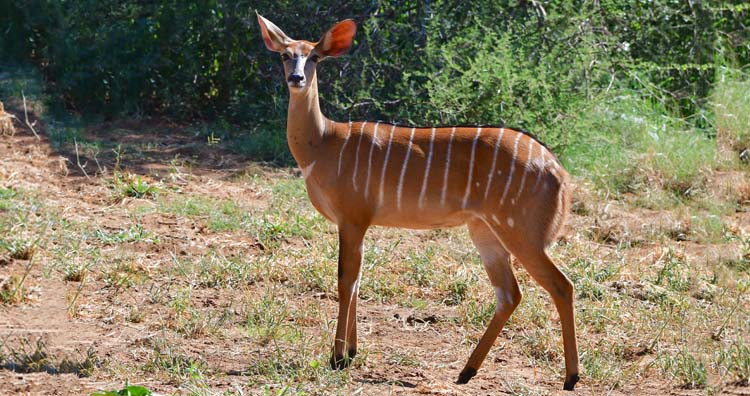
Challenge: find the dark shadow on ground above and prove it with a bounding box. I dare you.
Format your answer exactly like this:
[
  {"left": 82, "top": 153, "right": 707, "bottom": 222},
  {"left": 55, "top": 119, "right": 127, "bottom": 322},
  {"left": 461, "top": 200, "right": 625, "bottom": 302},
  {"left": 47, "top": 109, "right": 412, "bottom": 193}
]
[{"left": 1, "top": 68, "right": 292, "bottom": 182}]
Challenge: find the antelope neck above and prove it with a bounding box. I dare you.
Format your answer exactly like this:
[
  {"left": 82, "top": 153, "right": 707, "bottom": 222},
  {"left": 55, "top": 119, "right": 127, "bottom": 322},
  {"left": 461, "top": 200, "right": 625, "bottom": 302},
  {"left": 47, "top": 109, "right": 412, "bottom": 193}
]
[{"left": 286, "top": 76, "right": 328, "bottom": 169}]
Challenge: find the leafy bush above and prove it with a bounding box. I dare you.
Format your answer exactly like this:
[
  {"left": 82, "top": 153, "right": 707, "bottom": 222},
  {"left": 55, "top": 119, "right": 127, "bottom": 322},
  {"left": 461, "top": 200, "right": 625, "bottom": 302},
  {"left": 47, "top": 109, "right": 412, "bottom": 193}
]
[{"left": 712, "top": 68, "right": 750, "bottom": 160}]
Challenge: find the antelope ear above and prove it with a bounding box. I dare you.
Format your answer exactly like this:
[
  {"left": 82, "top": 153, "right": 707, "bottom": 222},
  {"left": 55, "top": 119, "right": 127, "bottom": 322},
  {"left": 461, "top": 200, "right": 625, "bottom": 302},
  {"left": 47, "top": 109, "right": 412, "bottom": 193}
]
[
  {"left": 257, "top": 12, "right": 292, "bottom": 52},
  {"left": 316, "top": 19, "right": 356, "bottom": 58}
]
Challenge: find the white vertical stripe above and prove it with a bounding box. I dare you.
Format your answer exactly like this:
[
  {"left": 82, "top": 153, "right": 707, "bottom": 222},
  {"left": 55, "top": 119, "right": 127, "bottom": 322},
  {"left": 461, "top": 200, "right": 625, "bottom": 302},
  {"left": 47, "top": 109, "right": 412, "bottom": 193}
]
[
  {"left": 397, "top": 127, "right": 416, "bottom": 210},
  {"left": 418, "top": 127, "right": 436, "bottom": 208},
  {"left": 351, "top": 122, "right": 367, "bottom": 192},
  {"left": 301, "top": 160, "right": 316, "bottom": 179},
  {"left": 484, "top": 127, "right": 504, "bottom": 199},
  {"left": 531, "top": 147, "right": 547, "bottom": 193},
  {"left": 500, "top": 133, "right": 523, "bottom": 205},
  {"left": 513, "top": 138, "right": 535, "bottom": 202},
  {"left": 378, "top": 124, "right": 398, "bottom": 206},
  {"left": 549, "top": 161, "right": 559, "bottom": 177},
  {"left": 491, "top": 214, "right": 501, "bottom": 225},
  {"left": 462, "top": 127, "right": 482, "bottom": 209},
  {"left": 364, "top": 122, "right": 381, "bottom": 198},
  {"left": 337, "top": 121, "right": 353, "bottom": 176},
  {"left": 440, "top": 127, "right": 456, "bottom": 206}
]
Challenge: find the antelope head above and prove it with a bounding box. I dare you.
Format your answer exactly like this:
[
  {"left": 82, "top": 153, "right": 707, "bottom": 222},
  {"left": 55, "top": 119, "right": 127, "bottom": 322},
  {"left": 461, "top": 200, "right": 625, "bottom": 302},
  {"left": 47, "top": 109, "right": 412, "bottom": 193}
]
[{"left": 256, "top": 13, "right": 356, "bottom": 93}]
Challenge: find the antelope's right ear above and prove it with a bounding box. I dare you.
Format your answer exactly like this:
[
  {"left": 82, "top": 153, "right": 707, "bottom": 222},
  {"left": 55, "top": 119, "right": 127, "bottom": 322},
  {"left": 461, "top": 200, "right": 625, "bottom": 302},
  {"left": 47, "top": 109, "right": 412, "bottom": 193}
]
[
  {"left": 256, "top": 12, "right": 291, "bottom": 53},
  {"left": 316, "top": 19, "right": 356, "bottom": 58}
]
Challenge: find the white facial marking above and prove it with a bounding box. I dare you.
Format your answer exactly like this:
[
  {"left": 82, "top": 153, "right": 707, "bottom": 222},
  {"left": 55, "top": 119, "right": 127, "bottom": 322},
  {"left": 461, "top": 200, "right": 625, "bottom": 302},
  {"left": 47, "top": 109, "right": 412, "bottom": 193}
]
[
  {"left": 301, "top": 160, "right": 316, "bottom": 179},
  {"left": 462, "top": 127, "right": 482, "bottom": 209},
  {"left": 290, "top": 57, "right": 306, "bottom": 86},
  {"left": 337, "top": 121, "right": 353, "bottom": 176},
  {"left": 507, "top": 217, "right": 514, "bottom": 227},
  {"left": 484, "top": 128, "right": 504, "bottom": 199},
  {"left": 418, "top": 127, "right": 436, "bottom": 209},
  {"left": 351, "top": 122, "right": 367, "bottom": 192},
  {"left": 513, "top": 138, "right": 535, "bottom": 202},
  {"left": 531, "top": 148, "right": 547, "bottom": 193},
  {"left": 397, "top": 127, "right": 416, "bottom": 210},
  {"left": 441, "top": 127, "right": 457, "bottom": 206},
  {"left": 364, "top": 122, "right": 381, "bottom": 198},
  {"left": 500, "top": 133, "right": 523, "bottom": 206},
  {"left": 378, "top": 124, "right": 397, "bottom": 207}
]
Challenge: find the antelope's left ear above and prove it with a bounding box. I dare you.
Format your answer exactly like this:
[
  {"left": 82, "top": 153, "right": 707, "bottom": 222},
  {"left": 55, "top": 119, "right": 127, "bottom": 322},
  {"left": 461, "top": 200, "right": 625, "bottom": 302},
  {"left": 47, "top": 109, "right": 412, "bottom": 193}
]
[{"left": 316, "top": 19, "right": 356, "bottom": 58}]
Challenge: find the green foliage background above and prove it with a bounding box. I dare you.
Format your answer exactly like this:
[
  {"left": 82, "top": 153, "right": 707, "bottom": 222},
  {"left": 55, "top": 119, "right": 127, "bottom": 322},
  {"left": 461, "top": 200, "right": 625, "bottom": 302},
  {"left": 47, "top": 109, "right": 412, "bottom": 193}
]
[{"left": 1, "top": 1, "right": 749, "bottom": 170}]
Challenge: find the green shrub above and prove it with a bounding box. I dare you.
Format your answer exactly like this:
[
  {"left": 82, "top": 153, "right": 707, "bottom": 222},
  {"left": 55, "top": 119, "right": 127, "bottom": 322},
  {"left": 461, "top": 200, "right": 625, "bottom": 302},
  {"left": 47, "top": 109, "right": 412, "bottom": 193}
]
[
  {"left": 712, "top": 68, "right": 750, "bottom": 161},
  {"left": 562, "top": 92, "right": 715, "bottom": 197}
]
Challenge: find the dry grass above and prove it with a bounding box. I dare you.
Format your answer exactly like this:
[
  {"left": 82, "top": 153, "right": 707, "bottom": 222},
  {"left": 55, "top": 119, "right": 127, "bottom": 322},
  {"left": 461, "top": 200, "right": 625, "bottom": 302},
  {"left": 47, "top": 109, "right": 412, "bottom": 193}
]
[{"left": 0, "top": 102, "right": 15, "bottom": 136}]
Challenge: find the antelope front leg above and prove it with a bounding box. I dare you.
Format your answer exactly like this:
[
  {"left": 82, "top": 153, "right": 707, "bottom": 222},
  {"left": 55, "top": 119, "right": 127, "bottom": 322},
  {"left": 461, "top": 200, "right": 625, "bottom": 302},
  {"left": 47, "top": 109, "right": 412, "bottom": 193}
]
[{"left": 330, "top": 223, "right": 367, "bottom": 369}]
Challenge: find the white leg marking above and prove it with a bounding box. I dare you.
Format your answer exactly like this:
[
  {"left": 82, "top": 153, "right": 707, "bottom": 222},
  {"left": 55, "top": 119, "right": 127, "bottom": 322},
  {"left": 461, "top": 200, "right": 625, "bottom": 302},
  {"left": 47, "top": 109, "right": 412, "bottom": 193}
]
[
  {"left": 462, "top": 127, "right": 482, "bottom": 209},
  {"left": 499, "top": 133, "right": 523, "bottom": 206},
  {"left": 364, "top": 122, "right": 381, "bottom": 198},
  {"left": 494, "top": 287, "right": 515, "bottom": 312},
  {"left": 337, "top": 121, "right": 353, "bottom": 176},
  {"left": 507, "top": 217, "right": 514, "bottom": 227},
  {"left": 418, "top": 127, "right": 436, "bottom": 209},
  {"left": 440, "top": 127, "right": 456, "bottom": 206},
  {"left": 378, "top": 124, "right": 397, "bottom": 207},
  {"left": 397, "top": 127, "right": 416, "bottom": 210},
  {"left": 344, "top": 250, "right": 365, "bottom": 348},
  {"left": 301, "top": 160, "right": 316, "bottom": 180},
  {"left": 491, "top": 214, "right": 501, "bottom": 225},
  {"left": 513, "top": 138, "right": 535, "bottom": 202},
  {"left": 351, "top": 122, "right": 367, "bottom": 192},
  {"left": 531, "top": 147, "right": 547, "bottom": 193},
  {"left": 484, "top": 127, "right": 505, "bottom": 199}
]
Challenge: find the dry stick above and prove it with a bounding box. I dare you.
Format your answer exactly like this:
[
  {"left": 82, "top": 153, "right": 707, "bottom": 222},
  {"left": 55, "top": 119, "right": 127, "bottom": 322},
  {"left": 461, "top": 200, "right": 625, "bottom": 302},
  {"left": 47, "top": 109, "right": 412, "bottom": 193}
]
[
  {"left": 92, "top": 150, "right": 105, "bottom": 175},
  {"left": 10, "top": 254, "right": 35, "bottom": 304},
  {"left": 712, "top": 291, "right": 742, "bottom": 340},
  {"left": 21, "top": 91, "right": 40, "bottom": 140},
  {"left": 67, "top": 274, "right": 87, "bottom": 318},
  {"left": 74, "top": 138, "right": 91, "bottom": 179}
]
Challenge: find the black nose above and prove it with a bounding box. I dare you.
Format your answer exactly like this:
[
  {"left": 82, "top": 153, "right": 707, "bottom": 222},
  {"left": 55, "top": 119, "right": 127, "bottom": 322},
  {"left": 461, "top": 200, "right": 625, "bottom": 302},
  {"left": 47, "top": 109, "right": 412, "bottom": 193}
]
[{"left": 288, "top": 74, "right": 304, "bottom": 83}]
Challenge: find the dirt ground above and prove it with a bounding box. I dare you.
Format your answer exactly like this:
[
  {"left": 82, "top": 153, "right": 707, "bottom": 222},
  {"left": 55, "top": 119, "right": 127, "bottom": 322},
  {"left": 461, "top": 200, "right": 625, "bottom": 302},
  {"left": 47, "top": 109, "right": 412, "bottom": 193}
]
[{"left": 1, "top": 114, "right": 749, "bottom": 396}]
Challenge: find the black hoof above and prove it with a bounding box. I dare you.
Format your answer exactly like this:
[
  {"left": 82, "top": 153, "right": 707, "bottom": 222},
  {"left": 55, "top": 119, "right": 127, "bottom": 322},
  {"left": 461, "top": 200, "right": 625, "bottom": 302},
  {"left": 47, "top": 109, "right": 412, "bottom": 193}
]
[
  {"left": 456, "top": 367, "right": 477, "bottom": 384},
  {"left": 563, "top": 373, "right": 580, "bottom": 391},
  {"left": 330, "top": 354, "right": 350, "bottom": 370},
  {"left": 329, "top": 349, "right": 356, "bottom": 370}
]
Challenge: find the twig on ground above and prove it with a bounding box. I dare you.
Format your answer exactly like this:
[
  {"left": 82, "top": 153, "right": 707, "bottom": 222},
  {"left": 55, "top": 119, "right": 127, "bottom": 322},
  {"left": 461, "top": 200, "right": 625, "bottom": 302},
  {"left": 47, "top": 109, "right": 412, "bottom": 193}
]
[
  {"left": 74, "top": 138, "right": 91, "bottom": 179},
  {"left": 21, "top": 91, "right": 41, "bottom": 140}
]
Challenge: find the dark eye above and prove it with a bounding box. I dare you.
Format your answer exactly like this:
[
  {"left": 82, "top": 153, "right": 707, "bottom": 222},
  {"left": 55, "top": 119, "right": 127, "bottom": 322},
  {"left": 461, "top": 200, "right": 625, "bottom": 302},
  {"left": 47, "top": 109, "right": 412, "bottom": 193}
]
[
  {"left": 281, "top": 53, "right": 290, "bottom": 61},
  {"left": 310, "top": 54, "right": 320, "bottom": 63}
]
